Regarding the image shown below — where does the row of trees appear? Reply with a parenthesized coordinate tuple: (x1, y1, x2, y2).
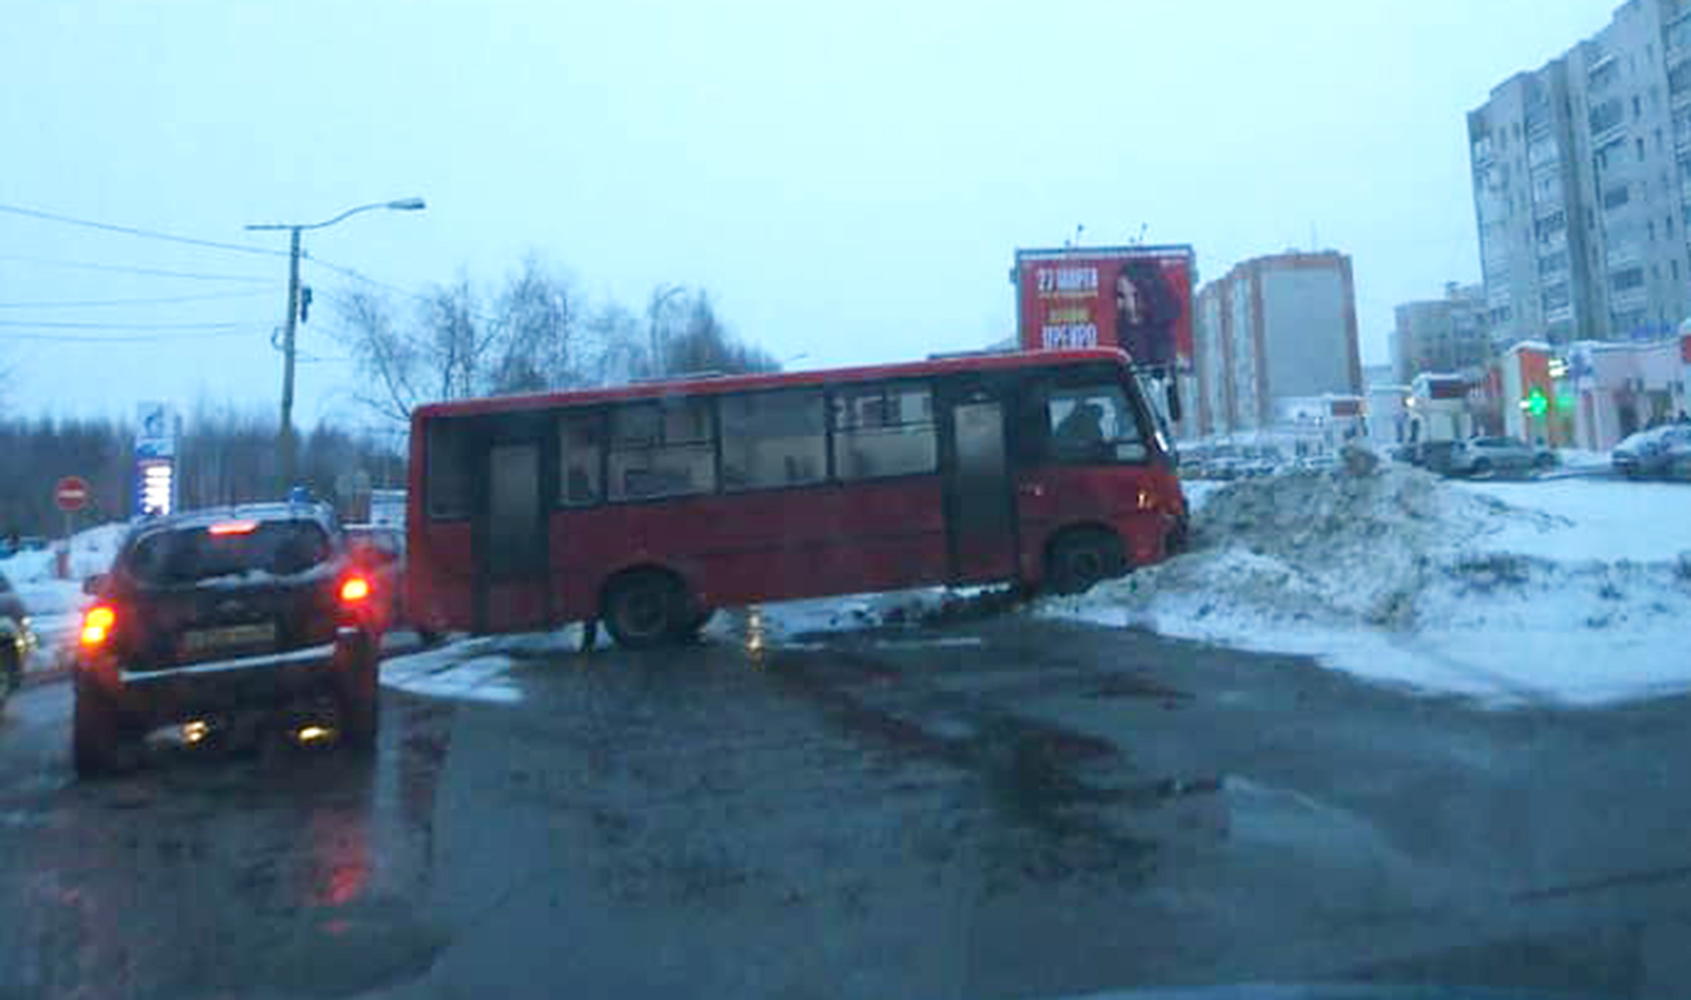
(334, 256, 778, 424)
(0, 256, 776, 535)
(0, 411, 400, 538)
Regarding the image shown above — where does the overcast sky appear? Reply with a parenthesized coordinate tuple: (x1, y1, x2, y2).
(2, 0, 1613, 428)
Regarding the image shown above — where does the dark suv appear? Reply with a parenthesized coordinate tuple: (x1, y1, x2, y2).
(72, 503, 385, 776)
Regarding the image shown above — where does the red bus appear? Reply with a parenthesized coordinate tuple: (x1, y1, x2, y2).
(405, 348, 1187, 646)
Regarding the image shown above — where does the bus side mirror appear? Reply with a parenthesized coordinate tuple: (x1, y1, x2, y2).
(1166, 383, 1183, 425)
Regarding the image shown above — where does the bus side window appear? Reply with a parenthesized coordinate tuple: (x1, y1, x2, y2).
(832, 383, 937, 480)
(426, 418, 475, 519)
(1047, 383, 1148, 464)
(608, 399, 716, 501)
(558, 412, 604, 506)
(720, 390, 826, 491)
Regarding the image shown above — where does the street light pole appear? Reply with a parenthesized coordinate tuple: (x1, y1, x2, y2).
(247, 198, 425, 490)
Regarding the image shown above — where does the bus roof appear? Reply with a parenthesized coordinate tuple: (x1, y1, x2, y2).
(413, 348, 1134, 420)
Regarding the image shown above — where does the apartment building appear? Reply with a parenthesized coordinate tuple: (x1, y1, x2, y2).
(1470, 0, 1691, 349)
(1190, 251, 1363, 436)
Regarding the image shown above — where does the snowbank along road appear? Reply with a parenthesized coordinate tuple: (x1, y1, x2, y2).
(1045, 460, 1691, 707)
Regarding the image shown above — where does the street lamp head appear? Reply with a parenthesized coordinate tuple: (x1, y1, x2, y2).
(386, 197, 426, 212)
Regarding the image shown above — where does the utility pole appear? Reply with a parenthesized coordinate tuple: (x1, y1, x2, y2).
(247, 197, 425, 495)
(279, 226, 303, 487)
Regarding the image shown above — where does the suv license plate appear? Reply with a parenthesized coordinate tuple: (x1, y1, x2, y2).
(180, 623, 277, 657)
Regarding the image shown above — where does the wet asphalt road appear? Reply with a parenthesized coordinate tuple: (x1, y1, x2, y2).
(4, 614, 1691, 999)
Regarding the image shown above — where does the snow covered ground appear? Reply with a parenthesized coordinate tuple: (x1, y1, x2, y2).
(1043, 459, 1691, 708)
(0, 523, 126, 669)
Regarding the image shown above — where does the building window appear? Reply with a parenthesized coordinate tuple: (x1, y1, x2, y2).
(1590, 97, 1625, 134)
(1650, 220, 1658, 241)
(1604, 184, 1632, 209)
(1675, 259, 1681, 281)
(1670, 214, 1678, 236)
(1635, 95, 1644, 118)
(1638, 136, 1647, 161)
(1610, 267, 1646, 292)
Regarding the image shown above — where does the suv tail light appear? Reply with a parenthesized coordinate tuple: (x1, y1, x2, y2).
(339, 577, 371, 604)
(80, 605, 116, 647)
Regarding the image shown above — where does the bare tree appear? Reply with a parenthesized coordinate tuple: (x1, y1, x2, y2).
(339, 289, 420, 424)
(491, 255, 577, 393)
(586, 301, 645, 386)
(655, 290, 779, 376)
(336, 256, 777, 425)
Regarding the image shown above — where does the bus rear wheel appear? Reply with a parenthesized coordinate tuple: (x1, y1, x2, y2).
(603, 571, 688, 649)
(1045, 528, 1127, 596)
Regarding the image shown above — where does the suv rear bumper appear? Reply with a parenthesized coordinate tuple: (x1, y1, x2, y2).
(81, 629, 376, 727)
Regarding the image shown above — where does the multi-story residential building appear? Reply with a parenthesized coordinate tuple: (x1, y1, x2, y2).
(1471, 0, 1691, 350)
(1190, 251, 1363, 436)
(1390, 282, 1491, 382)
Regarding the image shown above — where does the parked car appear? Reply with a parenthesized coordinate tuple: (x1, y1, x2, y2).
(72, 503, 386, 776)
(0, 568, 37, 708)
(344, 523, 427, 638)
(1447, 436, 1539, 477)
(1613, 424, 1691, 480)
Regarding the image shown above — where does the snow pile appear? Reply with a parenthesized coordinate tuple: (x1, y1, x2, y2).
(0, 522, 129, 667)
(1045, 460, 1691, 707)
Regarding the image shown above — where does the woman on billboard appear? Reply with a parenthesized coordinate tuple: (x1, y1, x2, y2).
(1114, 259, 1182, 371)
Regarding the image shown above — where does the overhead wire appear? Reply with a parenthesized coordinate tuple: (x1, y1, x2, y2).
(0, 318, 256, 330)
(0, 252, 275, 283)
(1, 327, 264, 344)
(0, 289, 274, 309)
(0, 201, 287, 258)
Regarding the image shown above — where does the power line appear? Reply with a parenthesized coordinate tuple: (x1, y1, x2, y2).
(305, 253, 435, 305)
(0, 289, 273, 309)
(309, 254, 504, 324)
(0, 252, 275, 283)
(1, 327, 262, 344)
(0, 202, 287, 258)
(0, 318, 253, 330)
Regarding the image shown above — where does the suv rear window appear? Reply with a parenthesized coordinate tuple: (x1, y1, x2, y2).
(125, 520, 334, 587)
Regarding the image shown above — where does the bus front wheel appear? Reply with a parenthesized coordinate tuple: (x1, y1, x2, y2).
(603, 571, 688, 649)
(1045, 528, 1127, 596)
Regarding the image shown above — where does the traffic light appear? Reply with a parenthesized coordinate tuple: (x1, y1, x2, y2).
(1527, 387, 1548, 417)
(299, 286, 313, 324)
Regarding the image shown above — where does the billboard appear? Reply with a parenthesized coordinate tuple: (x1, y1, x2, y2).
(1014, 245, 1196, 371)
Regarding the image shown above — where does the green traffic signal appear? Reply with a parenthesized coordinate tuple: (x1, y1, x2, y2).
(1527, 387, 1548, 416)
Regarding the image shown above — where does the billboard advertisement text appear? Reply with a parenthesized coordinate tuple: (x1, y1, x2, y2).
(1015, 246, 1195, 371)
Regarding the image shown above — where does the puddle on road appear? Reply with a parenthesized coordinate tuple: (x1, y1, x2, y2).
(767, 651, 1227, 886)
(5, 692, 461, 1000)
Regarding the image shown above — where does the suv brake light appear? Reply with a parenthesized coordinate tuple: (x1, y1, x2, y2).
(339, 577, 371, 604)
(80, 605, 116, 647)
(208, 520, 259, 536)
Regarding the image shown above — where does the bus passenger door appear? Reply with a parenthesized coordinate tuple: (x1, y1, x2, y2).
(939, 381, 1018, 585)
(472, 416, 554, 634)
